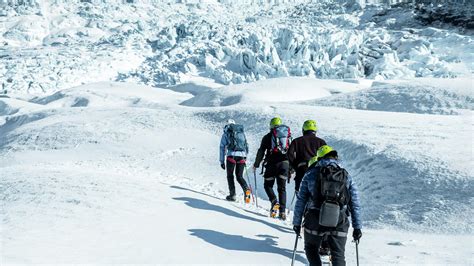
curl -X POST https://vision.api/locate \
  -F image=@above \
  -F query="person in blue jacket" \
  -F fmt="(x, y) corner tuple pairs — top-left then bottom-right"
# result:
(292, 145), (362, 266)
(220, 119), (251, 202)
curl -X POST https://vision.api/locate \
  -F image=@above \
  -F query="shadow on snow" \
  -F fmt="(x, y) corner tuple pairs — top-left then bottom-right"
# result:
(188, 229), (307, 264)
(171, 185), (269, 218)
(172, 195), (292, 234)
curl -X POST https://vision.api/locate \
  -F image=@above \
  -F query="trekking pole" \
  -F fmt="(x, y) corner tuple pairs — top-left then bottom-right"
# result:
(253, 169), (259, 208)
(287, 190), (297, 215)
(356, 239), (360, 266)
(291, 234), (300, 266)
(244, 167), (256, 204)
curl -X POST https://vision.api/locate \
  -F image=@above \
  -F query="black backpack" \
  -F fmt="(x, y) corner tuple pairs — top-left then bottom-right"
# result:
(226, 124), (248, 152)
(313, 164), (350, 228)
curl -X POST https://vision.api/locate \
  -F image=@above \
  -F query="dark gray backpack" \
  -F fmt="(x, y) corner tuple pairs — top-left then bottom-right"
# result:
(314, 164), (350, 227)
(226, 124), (248, 152)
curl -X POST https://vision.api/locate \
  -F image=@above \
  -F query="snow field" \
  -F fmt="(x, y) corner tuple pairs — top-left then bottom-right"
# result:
(1, 79), (472, 264)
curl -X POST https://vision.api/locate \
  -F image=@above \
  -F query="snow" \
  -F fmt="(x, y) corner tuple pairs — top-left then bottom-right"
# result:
(1, 80), (473, 264)
(1, 1), (473, 94)
(1, 0), (473, 265)
(305, 77), (474, 115)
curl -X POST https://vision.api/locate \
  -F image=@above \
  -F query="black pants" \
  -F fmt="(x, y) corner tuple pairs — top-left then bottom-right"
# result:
(304, 231), (347, 266)
(294, 165), (308, 192)
(226, 156), (248, 196)
(263, 161), (289, 212)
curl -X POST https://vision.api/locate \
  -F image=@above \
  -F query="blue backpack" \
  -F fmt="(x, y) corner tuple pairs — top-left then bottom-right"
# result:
(226, 124), (248, 152)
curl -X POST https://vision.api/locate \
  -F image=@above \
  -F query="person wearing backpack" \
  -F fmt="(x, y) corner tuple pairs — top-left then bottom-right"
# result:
(292, 145), (362, 266)
(288, 120), (327, 193)
(220, 119), (251, 203)
(253, 117), (292, 220)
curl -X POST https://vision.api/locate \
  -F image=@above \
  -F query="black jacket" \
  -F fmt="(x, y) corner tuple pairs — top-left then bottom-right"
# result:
(288, 131), (326, 170)
(254, 132), (289, 167)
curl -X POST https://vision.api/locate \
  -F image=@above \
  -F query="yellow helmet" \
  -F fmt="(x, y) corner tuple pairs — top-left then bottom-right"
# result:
(270, 117), (282, 129)
(317, 145), (337, 160)
(308, 145), (337, 167)
(308, 155), (318, 167)
(302, 120), (318, 132)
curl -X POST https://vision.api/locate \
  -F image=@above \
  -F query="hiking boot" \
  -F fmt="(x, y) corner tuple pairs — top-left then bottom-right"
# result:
(279, 212), (287, 221)
(244, 189), (251, 204)
(270, 202), (279, 218)
(225, 195), (236, 202)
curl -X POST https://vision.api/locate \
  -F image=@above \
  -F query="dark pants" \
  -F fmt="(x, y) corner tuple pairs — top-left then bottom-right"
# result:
(304, 231), (347, 266)
(294, 165), (308, 192)
(263, 161), (289, 212)
(226, 156), (248, 196)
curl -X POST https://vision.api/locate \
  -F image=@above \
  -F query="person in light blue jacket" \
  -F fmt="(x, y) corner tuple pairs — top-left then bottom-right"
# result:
(292, 145), (362, 266)
(219, 119), (250, 202)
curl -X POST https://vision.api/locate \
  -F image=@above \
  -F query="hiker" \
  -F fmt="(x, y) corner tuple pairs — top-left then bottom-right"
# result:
(292, 145), (362, 266)
(219, 119), (251, 203)
(288, 119), (327, 192)
(253, 117), (292, 220)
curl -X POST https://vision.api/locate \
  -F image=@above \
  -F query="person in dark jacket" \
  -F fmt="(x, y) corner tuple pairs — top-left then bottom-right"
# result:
(253, 117), (291, 220)
(288, 119), (326, 192)
(292, 145), (362, 266)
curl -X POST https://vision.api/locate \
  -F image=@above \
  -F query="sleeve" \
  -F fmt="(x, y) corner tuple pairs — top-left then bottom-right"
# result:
(292, 169), (313, 226)
(253, 135), (267, 168)
(287, 140), (297, 169)
(245, 133), (249, 155)
(348, 175), (362, 229)
(219, 132), (227, 164)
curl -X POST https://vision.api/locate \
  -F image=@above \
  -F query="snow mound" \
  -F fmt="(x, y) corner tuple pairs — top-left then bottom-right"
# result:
(0, 96), (44, 116)
(306, 78), (473, 115)
(172, 77), (369, 107)
(30, 82), (192, 108)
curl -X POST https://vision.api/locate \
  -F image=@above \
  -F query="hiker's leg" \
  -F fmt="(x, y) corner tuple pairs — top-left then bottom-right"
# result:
(226, 157), (237, 196)
(234, 157), (248, 192)
(263, 177), (276, 203)
(327, 235), (347, 266)
(276, 175), (287, 212)
(304, 231), (324, 266)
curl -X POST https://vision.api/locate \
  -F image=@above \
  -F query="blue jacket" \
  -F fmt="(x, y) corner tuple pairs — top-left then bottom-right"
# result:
(219, 126), (248, 164)
(292, 158), (362, 230)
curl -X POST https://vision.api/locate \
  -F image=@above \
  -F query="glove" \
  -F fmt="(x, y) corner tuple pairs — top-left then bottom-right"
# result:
(353, 229), (362, 242)
(293, 225), (301, 236)
(220, 163), (225, 170)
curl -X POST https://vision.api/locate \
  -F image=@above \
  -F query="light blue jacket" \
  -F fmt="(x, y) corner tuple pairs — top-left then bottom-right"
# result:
(219, 126), (248, 164)
(292, 158), (362, 229)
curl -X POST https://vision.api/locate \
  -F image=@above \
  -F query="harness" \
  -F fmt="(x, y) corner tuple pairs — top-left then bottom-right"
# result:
(226, 156), (246, 164)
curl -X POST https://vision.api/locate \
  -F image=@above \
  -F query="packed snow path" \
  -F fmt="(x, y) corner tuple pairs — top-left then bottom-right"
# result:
(1, 80), (472, 264)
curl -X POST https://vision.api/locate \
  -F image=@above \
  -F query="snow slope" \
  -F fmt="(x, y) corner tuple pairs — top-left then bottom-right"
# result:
(304, 77), (474, 115)
(1, 80), (472, 264)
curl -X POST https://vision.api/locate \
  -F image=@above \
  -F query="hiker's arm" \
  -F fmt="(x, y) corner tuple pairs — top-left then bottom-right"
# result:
(219, 133), (227, 164)
(292, 169), (313, 226)
(253, 136), (266, 168)
(348, 175), (362, 229)
(287, 140), (297, 169)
